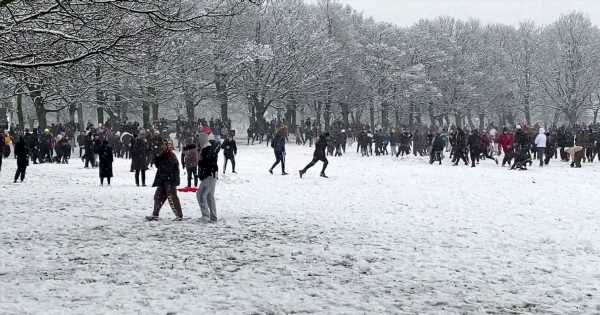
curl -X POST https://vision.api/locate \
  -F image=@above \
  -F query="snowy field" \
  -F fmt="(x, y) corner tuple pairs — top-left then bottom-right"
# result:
(1, 142), (600, 314)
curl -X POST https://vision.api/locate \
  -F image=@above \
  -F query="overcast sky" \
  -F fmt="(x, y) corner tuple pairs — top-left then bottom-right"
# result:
(331, 0), (600, 27)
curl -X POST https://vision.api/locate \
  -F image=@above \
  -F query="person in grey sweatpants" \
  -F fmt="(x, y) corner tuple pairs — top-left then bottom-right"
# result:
(196, 133), (219, 222)
(197, 176), (217, 221)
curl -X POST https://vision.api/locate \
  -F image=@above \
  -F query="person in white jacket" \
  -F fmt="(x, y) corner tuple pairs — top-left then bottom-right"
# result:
(534, 128), (547, 167)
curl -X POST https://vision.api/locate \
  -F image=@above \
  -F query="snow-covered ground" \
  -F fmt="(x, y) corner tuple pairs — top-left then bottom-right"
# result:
(1, 142), (599, 314)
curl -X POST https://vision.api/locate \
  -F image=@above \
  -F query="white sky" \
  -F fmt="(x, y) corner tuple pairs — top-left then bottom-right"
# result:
(330, 0), (600, 27)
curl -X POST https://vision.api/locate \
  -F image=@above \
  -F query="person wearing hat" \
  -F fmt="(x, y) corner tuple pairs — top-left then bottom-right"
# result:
(147, 138), (183, 221)
(300, 132), (330, 178)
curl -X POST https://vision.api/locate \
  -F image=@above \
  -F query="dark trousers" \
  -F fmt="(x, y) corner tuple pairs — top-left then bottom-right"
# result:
(135, 169), (146, 186)
(470, 150), (479, 167)
(187, 167), (198, 187)
(223, 156), (235, 173)
(537, 147), (545, 166)
(302, 157), (328, 174)
(502, 150), (513, 166)
(14, 165), (26, 182)
(153, 184), (183, 218)
(270, 151), (285, 173)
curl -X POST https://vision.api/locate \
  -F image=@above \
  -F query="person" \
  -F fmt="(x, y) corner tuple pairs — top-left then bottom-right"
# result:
(13, 136), (29, 183)
(429, 132), (445, 165)
(269, 129), (288, 175)
(467, 129), (481, 167)
(98, 140), (114, 186)
(567, 146), (584, 168)
(181, 139), (199, 187)
(146, 139), (183, 221)
(131, 134), (149, 186)
(498, 128), (514, 167)
(196, 133), (219, 222)
(534, 128), (547, 167)
(299, 132), (329, 178)
(222, 134), (237, 174)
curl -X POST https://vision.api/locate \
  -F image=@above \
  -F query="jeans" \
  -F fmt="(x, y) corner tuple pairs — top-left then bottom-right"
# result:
(537, 147), (545, 166)
(196, 176), (217, 221)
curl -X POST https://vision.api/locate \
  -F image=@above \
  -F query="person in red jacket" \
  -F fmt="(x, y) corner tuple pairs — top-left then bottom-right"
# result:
(498, 127), (514, 167)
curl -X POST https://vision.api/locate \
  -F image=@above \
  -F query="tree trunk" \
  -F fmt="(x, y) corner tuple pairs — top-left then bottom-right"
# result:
(95, 66), (105, 125)
(565, 110), (577, 127)
(149, 87), (158, 122)
(142, 99), (151, 129)
(340, 102), (350, 129)
(77, 103), (84, 130)
(16, 93), (24, 127)
(478, 112), (485, 130)
(315, 101), (322, 132)
(593, 108), (599, 125)
(32, 91), (47, 129)
(285, 95), (297, 133)
(68, 103), (76, 124)
(454, 113), (463, 129)
(381, 102), (389, 131)
(215, 72), (228, 123)
(369, 105), (375, 132)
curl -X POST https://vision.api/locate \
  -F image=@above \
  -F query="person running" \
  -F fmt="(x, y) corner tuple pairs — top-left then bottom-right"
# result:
(222, 134), (237, 174)
(269, 128), (288, 175)
(146, 139), (183, 221)
(299, 133), (329, 178)
(196, 133), (220, 222)
(13, 136), (29, 183)
(98, 140), (114, 186)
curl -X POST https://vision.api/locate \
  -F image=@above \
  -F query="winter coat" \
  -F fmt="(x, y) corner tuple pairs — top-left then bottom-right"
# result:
(222, 139), (237, 158)
(498, 133), (514, 151)
(98, 144), (114, 178)
(181, 144), (199, 169)
(152, 150), (180, 187)
(314, 136), (327, 159)
(534, 128), (547, 148)
(431, 135), (445, 151)
(14, 140), (29, 168)
(271, 134), (286, 153)
(467, 133), (481, 152)
(198, 141), (219, 180)
(514, 130), (529, 147)
(131, 138), (149, 171)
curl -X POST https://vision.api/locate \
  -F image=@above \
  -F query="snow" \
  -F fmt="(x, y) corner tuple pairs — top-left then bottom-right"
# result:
(1, 143), (600, 314)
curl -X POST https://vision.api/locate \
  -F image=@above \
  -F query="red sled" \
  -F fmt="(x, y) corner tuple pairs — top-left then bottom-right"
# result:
(177, 187), (198, 193)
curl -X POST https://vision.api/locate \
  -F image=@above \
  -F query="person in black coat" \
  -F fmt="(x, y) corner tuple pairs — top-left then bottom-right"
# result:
(147, 139), (183, 221)
(269, 129), (288, 175)
(222, 134), (237, 174)
(467, 130), (481, 167)
(98, 140), (114, 186)
(300, 133), (329, 178)
(14, 136), (29, 183)
(429, 132), (445, 165)
(131, 135), (149, 186)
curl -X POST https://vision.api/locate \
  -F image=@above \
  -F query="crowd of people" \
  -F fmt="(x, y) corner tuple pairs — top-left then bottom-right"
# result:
(1, 117), (599, 222)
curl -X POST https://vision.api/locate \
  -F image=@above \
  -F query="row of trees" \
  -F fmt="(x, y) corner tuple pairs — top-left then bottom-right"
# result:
(2, 0), (600, 131)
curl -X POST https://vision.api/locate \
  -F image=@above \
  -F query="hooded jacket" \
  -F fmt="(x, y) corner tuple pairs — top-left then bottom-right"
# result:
(534, 128), (547, 148)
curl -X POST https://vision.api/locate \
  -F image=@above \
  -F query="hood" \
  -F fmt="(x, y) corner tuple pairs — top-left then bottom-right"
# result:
(539, 128), (545, 134)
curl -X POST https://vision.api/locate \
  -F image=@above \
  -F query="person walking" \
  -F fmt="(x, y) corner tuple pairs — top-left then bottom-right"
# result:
(98, 140), (114, 186)
(146, 139), (183, 221)
(196, 133), (220, 222)
(299, 132), (329, 178)
(222, 134), (237, 174)
(534, 127), (547, 167)
(269, 128), (288, 175)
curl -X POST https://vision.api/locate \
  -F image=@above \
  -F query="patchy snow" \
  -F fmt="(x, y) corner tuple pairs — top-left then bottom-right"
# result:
(1, 144), (600, 314)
